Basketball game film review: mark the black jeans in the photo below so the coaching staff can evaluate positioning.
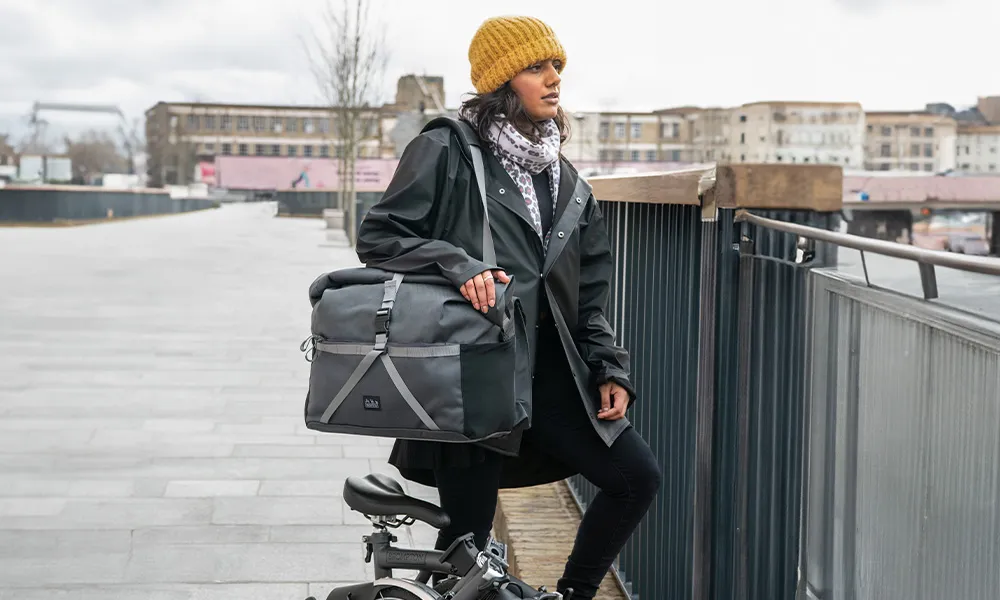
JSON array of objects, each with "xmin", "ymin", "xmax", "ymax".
[{"xmin": 433, "ymin": 324, "xmax": 662, "ymax": 599}]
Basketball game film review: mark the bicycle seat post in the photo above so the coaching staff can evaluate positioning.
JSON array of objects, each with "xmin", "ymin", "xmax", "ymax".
[{"xmin": 363, "ymin": 525, "xmax": 397, "ymax": 580}]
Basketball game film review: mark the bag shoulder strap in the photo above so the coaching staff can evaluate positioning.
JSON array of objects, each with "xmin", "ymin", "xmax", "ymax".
[{"xmin": 421, "ymin": 117, "xmax": 496, "ymax": 266}]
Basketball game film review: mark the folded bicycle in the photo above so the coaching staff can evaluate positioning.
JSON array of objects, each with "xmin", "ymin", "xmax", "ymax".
[{"xmin": 305, "ymin": 473, "xmax": 571, "ymax": 600}]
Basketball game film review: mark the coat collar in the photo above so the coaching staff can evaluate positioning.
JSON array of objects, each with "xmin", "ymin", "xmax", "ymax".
[{"xmin": 484, "ymin": 152, "xmax": 584, "ymax": 234}]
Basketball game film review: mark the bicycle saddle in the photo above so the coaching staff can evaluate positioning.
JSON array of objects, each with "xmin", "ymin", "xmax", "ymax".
[{"xmin": 343, "ymin": 473, "xmax": 451, "ymax": 529}]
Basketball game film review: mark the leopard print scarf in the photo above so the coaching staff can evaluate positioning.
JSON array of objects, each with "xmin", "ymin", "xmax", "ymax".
[{"xmin": 484, "ymin": 118, "xmax": 561, "ymax": 247}]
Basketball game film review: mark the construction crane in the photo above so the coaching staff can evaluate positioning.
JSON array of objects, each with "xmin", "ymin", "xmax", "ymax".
[{"xmin": 28, "ymin": 102, "xmax": 142, "ymax": 175}]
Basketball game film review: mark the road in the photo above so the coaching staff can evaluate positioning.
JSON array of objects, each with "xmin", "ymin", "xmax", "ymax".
[
  {"xmin": 0, "ymin": 203, "xmax": 439, "ymax": 600},
  {"xmin": 833, "ymin": 248, "xmax": 1000, "ymax": 321}
]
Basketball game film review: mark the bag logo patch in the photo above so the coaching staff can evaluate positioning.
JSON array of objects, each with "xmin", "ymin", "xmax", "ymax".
[{"xmin": 363, "ymin": 395, "xmax": 381, "ymax": 410}]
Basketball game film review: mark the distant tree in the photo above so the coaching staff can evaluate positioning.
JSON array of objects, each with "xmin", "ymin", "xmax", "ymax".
[
  {"xmin": 63, "ymin": 130, "xmax": 128, "ymax": 182},
  {"xmin": 303, "ymin": 0, "xmax": 390, "ymax": 245}
]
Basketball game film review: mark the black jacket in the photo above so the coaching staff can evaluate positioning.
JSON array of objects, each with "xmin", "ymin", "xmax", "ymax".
[{"xmin": 355, "ymin": 118, "xmax": 635, "ymax": 488}]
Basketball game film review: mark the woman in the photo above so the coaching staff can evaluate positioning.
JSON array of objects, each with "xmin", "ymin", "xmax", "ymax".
[{"xmin": 355, "ymin": 16, "xmax": 662, "ymax": 600}]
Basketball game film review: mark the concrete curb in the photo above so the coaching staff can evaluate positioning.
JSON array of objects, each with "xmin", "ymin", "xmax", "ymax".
[{"xmin": 494, "ymin": 481, "xmax": 629, "ymax": 600}]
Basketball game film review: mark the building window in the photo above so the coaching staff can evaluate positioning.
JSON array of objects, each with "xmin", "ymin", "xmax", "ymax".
[
  {"xmin": 221, "ymin": 143, "xmax": 232, "ymax": 155},
  {"xmin": 909, "ymin": 163, "xmax": 920, "ymax": 171},
  {"xmin": 255, "ymin": 144, "xmax": 266, "ymax": 156},
  {"xmin": 671, "ymin": 150, "xmax": 681, "ymax": 161},
  {"xmin": 924, "ymin": 163, "xmax": 933, "ymax": 172},
  {"xmin": 599, "ymin": 123, "xmax": 609, "ymax": 139},
  {"xmin": 911, "ymin": 144, "xmax": 920, "ymax": 157},
  {"xmin": 271, "ymin": 144, "xmax": 280, "ymax": 156},
  {"xmin": 924, "ymin": 144, "xmax": 933, "ymax": 157},
  {"xmin": 186, "ymin": 115, "xmax": 200, "ymax": 130},
  {"xmin": 739, "ymin": 115, "xmax": 747, "ymax": 122},
  {"xmin": 924, "ymin": 127, "xmax": 934, "ymax": 136},
  {"xmin": 286, "ymin": 118, "xmax": 298, "ymax": 133},
  {"xmin": 630, "ymin": 150, "xmax": 640, "ymax": 161},
  {"xmin": 319, "ymin": 145, "xmax": 329, "ymax": 158},
  {"xmin": 614, "ymin": 123, "xmax": 625, "ymax": 138},
  {"xmin": 990, "ymin": 164, "xmax": 997, "ymax": 172},
  {"xmin": 287, "ymin": 145, "xmax": 298, "ymax": 157},
  {"xmin": 237, "ymin": 116, "xmax": 249, "ymax": 131},
  {"xmin": 910, "ymin": 127, "xmax": 920, "ymax": 137},
  {"xmin": 204, "ymin": 143, "xmax": 215, "ymax": 153},
  {"xmin": 303, "ymin": 119, "xmax": 315, "ymax": 134},
  {"xmin": 319, "ymin": 119, "xmax": 331, "ymax": 134},
  {"xmin": 881, "ymin": 126, "xmax": 891, "ymax": 136},
  {"xmin": 631, "ymin": 123, "xmax": 642, "ymax": 138},
  {"xmin": 238, "ymin": 143, "xmax": 248, "ymax": 156},
  {"xmin": 880, "ymin": 143, "xmax": 891, "ymax": 157},
  {"xmin": 646, "ymin": 150, "xmax": 657, "ymax": 161},
  {"xmin": 204, "ymin": 115, "xmax": 216, "ymax": 130},
  {"xmin": 740, "ymin": 133, "xmax": 746, "ymax": 144},
  {"xmin": 221, "ymin": 115, "xmax": 232, "ymax": 131},
  {"xmin": 271, "ymin": 117, "xmax": 283, "ymax": 133},
  {"xmin": 252, "ymin": 117, "xmax": 266, "ymax": 131},
  {"xmin": 303, "ymin": 145, "xmax": 313, "ymax": 157}
]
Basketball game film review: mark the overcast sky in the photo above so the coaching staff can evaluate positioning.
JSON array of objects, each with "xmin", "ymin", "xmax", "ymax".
[{"xmin": 2, "ymin": 0, "xmax": 997, "ymax": 146}]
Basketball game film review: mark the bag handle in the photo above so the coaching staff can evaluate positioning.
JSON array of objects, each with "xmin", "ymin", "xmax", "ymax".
[{"xmin": 455, "ymin": 121, "xmax": 496, "ymax": 267}]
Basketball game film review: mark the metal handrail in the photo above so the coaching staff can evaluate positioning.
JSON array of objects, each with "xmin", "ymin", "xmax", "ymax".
[{"xmin": 735, "ymin": 210, "xmax": 1000, "ymax": 277}]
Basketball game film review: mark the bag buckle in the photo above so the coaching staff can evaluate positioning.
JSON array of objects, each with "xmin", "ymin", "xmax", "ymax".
[{"xmin": 374, "ymin": 308, "xmax": 391, "ymax": 335}]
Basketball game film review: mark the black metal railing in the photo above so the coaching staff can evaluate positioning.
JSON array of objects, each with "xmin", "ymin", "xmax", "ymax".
[{"xmin": 567, "ymin": 198, "xmax": 841, "ymax": 600}]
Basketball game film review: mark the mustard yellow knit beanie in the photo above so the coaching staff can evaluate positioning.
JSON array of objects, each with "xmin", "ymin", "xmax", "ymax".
[{"xmin": 468, "ymin": 16, "xmax": 567, "ymax": 95}]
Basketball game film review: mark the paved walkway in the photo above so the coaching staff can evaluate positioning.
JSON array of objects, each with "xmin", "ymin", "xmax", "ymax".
[{"xmin": 0, "ymin": 204, "xmax": 439, "ymax": 599}]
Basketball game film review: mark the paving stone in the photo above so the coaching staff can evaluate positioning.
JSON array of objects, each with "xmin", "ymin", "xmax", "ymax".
[
  {"xmin": 0, "ymin": 498, "xmax": 66, "ymax": 517},
  {"xmin": 232, "ymin": 444, "xmax": 344, "ymax": 458},
  {"xmin": 257, "ymin": 480, "xmax": 345, "ymax": 496},
  {"xmin": 213, "ymin": 496, "xmax": 344, "ymax": 526},
  {"xmin": 164, "ymin": 480, "xmax": 260, "ymax": 497},
  {"xmin": 123, "ymin": 542, "xmax": 365, "ymax": 583},
  {"xmin": 0, "ymin": 553, "xmax": 130, "ymax": 586},
  {"xmin": 0, "ymin": 529, "xmax": 131, "ymax": 558},
  {"xmin": 132, "ymin": 525, "xmax": 270, "ymax": 545},
  {"xmin": 0, "ymin": 583, "xmax": 309, "ymax": 600}
]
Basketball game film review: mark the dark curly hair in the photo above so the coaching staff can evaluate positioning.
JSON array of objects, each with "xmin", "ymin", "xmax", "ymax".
[{"xmin": 459, "ymin": 81, "xmax": 572, "ymax": 148}]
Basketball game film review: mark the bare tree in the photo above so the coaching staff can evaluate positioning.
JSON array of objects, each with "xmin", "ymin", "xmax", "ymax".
[
  {"xmin": 64, "ymin": 130, "xmax": 128, "ymax": 182},
  {"xmin": 304, "ymin": 0, "xmax": 389, "ymax": 245}
]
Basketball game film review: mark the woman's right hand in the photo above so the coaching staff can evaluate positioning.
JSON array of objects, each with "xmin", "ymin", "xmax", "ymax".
[{"xmin": 461, "ymin": 269, "xmax": 511, "ymax": 313}]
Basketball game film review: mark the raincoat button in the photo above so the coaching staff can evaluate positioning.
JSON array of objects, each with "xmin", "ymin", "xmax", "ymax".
[
  {"xmin": 576, "ymin": 197, "xmax": 582, "ymax": 204},
  {"xmin": 557, "ymin": 231, "xmax": 565, "ymax": 239},
  {"xmin": 499, "ymin": 188, "xmax": 505, "ymax": 194}
]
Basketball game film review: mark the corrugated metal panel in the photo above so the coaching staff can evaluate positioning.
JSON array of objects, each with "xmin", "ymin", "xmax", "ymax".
[
  {"xmin": 802, "ymin": 270, "xmax": 1000, "ymax": 600},
  {"xmin": 0, "ymin": 188, "xmax": 217, "ymax": 223}
]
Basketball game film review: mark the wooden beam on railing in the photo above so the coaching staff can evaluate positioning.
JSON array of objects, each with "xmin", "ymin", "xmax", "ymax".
[
  {"xmin": 714, "ymin": 164, "xmax": 842, "ymax": 212},
  {"xmin": 588, "ymin": 164, "xmax": 843, "ymax": 212},
  {"xmin": 589, "ymin": 168, "xmax": 711, "ymax": 206}
]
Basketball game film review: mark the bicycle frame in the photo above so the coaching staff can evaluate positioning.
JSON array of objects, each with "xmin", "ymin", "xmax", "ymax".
[{"xmin": 365, "ymin": 527, "xmax": 481, "ymax": 581}]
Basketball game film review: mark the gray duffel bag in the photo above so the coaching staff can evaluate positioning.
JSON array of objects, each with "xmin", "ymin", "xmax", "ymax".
[{"xmin": 299, "ymin": 120, "xmax": 531, "ymax": 444}]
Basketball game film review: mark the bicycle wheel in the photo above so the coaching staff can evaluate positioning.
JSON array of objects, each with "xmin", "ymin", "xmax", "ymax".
[{"xmin": 374, "ymin": 588, "xmax": 424, "ymax": 599}]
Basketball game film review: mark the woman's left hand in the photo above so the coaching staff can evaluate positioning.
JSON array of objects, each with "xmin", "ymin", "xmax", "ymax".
[{"xmin": 597, "ymin": 381, "xmax": 629, "ymax": 420}]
